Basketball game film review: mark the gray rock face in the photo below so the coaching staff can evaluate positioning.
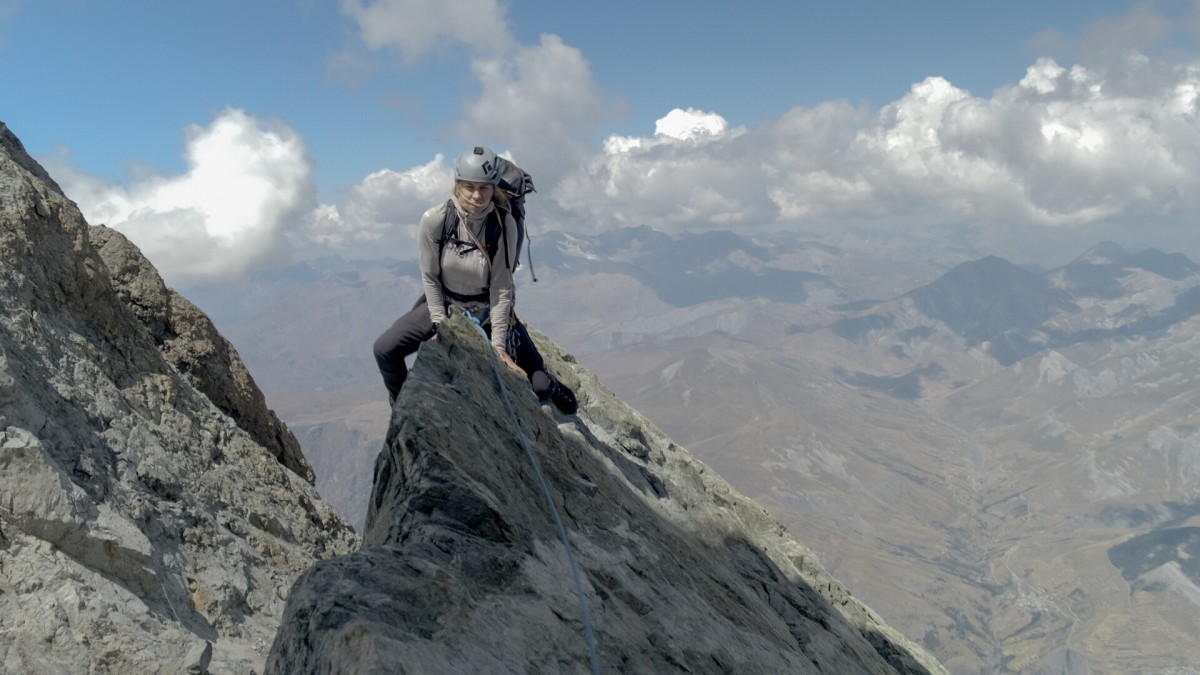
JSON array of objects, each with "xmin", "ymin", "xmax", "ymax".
[
  {"xmin": 89, "ymin": 223, "xmax": 315, "ymax": 484},
  {"xmin": 0, "ymin": 121, "xmax": 358, "ymax": 673},
  {"xmin": 268, "ymin": 315, "xmax": 948, "ymax": 674}
]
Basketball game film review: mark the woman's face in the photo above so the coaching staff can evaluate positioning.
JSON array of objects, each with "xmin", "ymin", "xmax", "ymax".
[{"xmin": 457, "ymin": 181, "xmax": 494, "ymax": 214}]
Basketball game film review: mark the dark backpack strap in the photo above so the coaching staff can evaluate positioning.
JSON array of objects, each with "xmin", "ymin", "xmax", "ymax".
[
  {"xmin": 440, "ymin": 199, "xmax": 458, "ymax": 245},
  {"xmin": 436, "ymin": 199, "xmax": 456, "ymax": 283},
  {"xmin": 487, "ymin": 206, "xmax": 511, "ymax": 272},
  {"xmin": 485, "ymin": 208, "xmax": 501, "ymax": 261}
]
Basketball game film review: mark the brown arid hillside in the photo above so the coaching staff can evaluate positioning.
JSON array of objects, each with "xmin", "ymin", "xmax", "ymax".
[{"xmin": 582, "ymin": 249, "xmax": 1200, "ymax": 674}]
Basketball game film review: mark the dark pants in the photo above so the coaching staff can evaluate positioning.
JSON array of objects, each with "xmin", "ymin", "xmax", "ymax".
[{"xmin": 373, "ymin": 295, "xmax": 552, "ymax": 405}]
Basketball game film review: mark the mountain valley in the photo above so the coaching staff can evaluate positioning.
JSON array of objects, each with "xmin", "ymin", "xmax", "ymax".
[{"xmin": 188, "ymin": 228, "xmax": 1200, "ymax": 674}]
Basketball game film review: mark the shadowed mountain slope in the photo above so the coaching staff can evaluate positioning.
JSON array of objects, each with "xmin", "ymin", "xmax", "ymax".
[{"xmin": 907, "ymin": 256, "xmax": 1078, "ymax": 351}]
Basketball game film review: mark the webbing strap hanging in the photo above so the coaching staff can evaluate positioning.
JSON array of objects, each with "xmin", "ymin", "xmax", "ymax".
[{"xmin": 462, "ymin": 311, "xmax": 601, "ymax": 674}]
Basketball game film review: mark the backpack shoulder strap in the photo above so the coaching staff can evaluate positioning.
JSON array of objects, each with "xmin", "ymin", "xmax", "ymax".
[
  {"xmin": 439, "ymin": 199, "xmax": 456, "ymax": 248},
  {"xmin": 435, "ymin": 199, "xmax": 458, "ymax": 281},
  {"xmin": 486, "ymin": 206, "xmax": 511, "ymax": 271}
]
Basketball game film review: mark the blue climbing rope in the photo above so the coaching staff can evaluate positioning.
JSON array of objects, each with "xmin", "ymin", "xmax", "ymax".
[{"xmin": 464, "ymin": 314, "xmax": 602, "ymax": 675}]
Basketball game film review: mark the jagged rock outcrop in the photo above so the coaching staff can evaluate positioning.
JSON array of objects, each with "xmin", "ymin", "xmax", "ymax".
[
  {"xmin": 268, "ymin": 314, "xmax": 949, "ymax": 674},
  {"xmin": 89, "ymin": 223, "xmax": 315, "ymax": 484},
  {"xmin": 0, "ymin": 121, "xmax": 359, "ymax": 673}
]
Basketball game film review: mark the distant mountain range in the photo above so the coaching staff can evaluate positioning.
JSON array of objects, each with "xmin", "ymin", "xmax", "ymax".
[
  {"xmin": 833, "ymin": 241, "xmax": 1200, "ymax": 384},
  {"xmin": 532, "ymin": 225, "xmax": 829, "ymax": 305},
  {"xmin": 187, "ymin": 227, "xmax": 1200, "ymax": 675}
]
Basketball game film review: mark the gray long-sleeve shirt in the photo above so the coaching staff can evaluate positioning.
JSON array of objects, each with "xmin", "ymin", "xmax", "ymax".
[{"xmin": 418, "ymin": 196, "xmax": 517, "ymax": 350}]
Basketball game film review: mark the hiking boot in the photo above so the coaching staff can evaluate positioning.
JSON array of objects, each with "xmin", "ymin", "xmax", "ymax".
[{"xmin": 547, "ymin": 380, "xmax": 578, "ymax": 415}]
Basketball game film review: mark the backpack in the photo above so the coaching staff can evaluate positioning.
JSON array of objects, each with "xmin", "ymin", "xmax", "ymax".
[{"xmin": 494, "ymin": 157, "xmax": 537, "ymax": 281}]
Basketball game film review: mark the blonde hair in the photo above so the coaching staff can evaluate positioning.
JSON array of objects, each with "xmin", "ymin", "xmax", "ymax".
[{"xmin": 454, "ymin": 180, "xmax": 509, "ymax": 208}]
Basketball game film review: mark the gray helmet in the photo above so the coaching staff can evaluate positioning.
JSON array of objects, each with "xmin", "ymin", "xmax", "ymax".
[{"xmin": 454, "ymin": 146, "xmax": 500, "ymax": 185}]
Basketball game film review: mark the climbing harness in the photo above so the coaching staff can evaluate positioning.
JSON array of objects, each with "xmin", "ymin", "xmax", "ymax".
[{"xmin": 461, "ymin": 310, "xmax": 601, "ymax": 675}]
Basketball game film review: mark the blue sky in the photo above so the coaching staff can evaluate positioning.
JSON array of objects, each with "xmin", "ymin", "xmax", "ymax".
[{"xmin": 2, "ymin": 0, "xmax": 1199, "ymax": 284}]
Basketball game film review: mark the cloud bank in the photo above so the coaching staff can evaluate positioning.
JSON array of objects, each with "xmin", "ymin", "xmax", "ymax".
[
  {"xmin": 321, "ymin": 0, "xmax": 1200, "ymax": 253},
  {"xmin": 341, "ymin": 0, "xmax": 514, "ymax": 61},
  {"xmin": 50, "ymin": 0, "xmax": 1200, "ymax": 283},
  {"xmin": 53, "ymin": 109, "xmax": 315, "ymax": 286},
  {"xmin": 557, "ymin": 55, "xmax": 1200, "ymax": 234},
  {"xmin": 301, "ymin": 154, "xmax": 449, "ymax": 254}
]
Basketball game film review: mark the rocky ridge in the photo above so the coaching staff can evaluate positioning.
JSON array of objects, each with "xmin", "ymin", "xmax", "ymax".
[
  {"xmin": 267, "ymin": 313, "xmax": 948, "ymax": 674},
  {"xmin": 89, "ymin": 223, "xmax": 315, "ymax": 484},
  {"xmin": 0, "ymin": 122, "xmax": 357, "ymax": 674}
]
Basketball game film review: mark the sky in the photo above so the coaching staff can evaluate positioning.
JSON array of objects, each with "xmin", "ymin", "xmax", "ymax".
[{"xmin": 2, "ymin": 0, "xmax": 1199, "ymax": 285}]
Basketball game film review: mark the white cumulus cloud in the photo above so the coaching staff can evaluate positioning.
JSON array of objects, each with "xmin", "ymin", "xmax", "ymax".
[
  {"xmin": 554, "ymin": 107, "xmax": 761, "ymax": 230},
  {"xmin": 339, "ymin": 0, "xmax": 617, "ymax": 194},
  {"xmin": 340, "ymin": 0, "xmax": 514, "ymax": 62},
  {"xmin": 52, "ymin": 108, "xmax": 315, "ymax": 286},
  {"xmin": 655, "ymin": 108, "xmax": 729, "ymax": 140},
  {"xmin": 553, "ymin": 48, "xmax": 1200, "ymax": 239},
  {"xmin": 456, "ymin": 34, "xmax": 614, "ymax": 182},
  {"xmin": 301, "ymin": 154, "xmax": 451, "ymax": 256}
]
